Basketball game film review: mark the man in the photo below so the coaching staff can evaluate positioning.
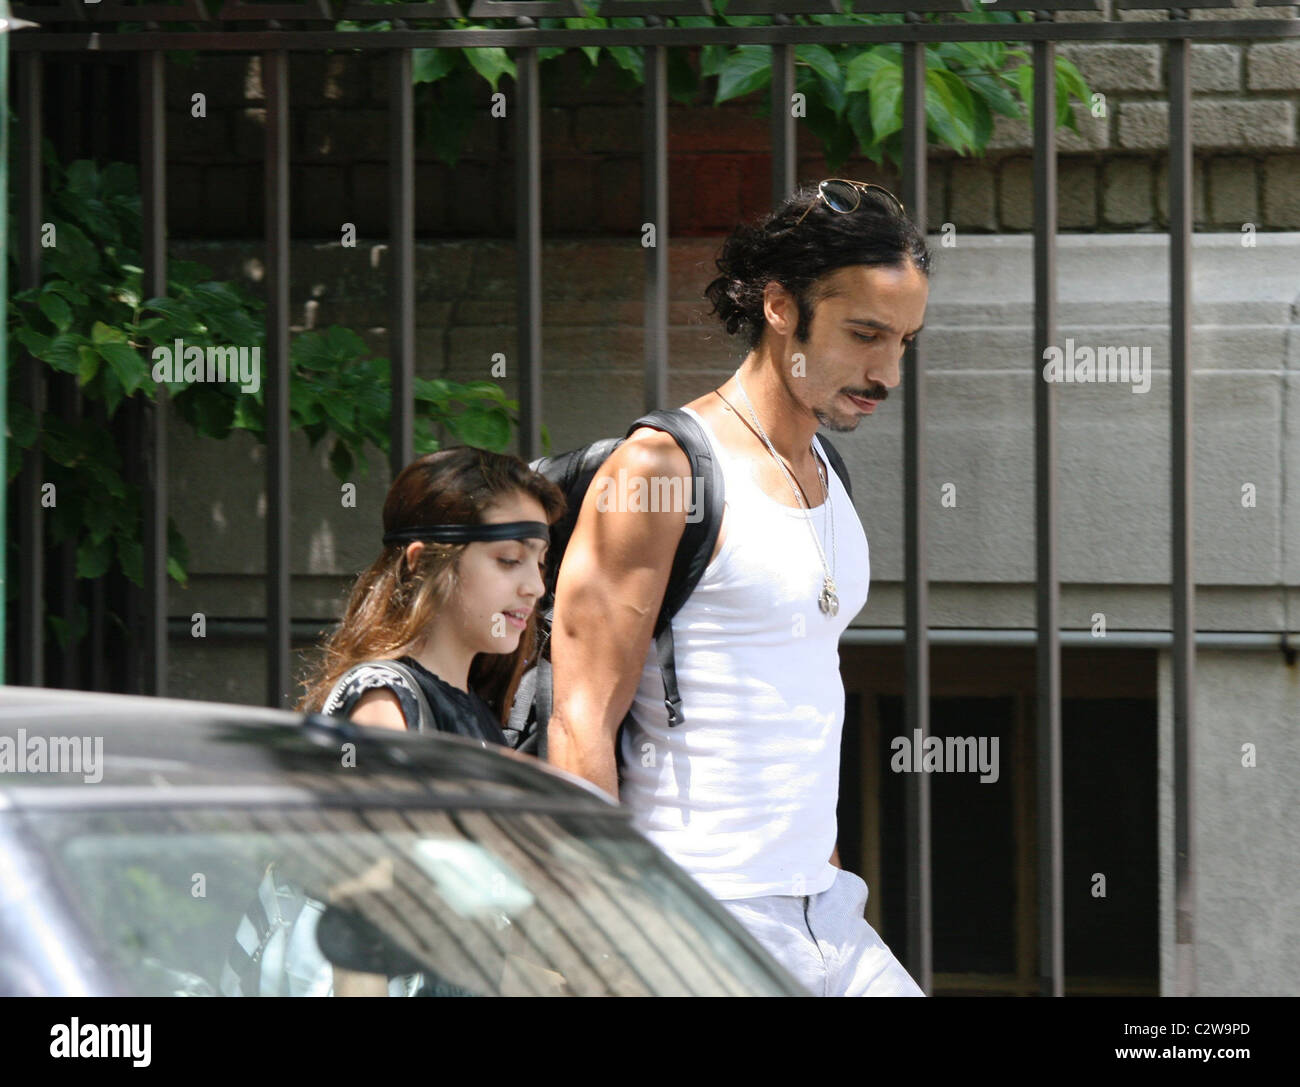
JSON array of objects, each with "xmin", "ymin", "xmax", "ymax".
[{"xmin": 548, "ymin": 180, "xmax": 931, "ymax": 997}]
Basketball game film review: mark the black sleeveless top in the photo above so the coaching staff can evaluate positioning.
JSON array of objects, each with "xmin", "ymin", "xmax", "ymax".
[{"xmin": 327, "ymin": 656, "xmax": 509, "ymax": 747}]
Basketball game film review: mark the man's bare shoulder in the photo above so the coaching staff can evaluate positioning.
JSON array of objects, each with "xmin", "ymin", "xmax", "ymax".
[{"xmin": 616, "ymin": 423, "xmax": 690, "ymax": 480}]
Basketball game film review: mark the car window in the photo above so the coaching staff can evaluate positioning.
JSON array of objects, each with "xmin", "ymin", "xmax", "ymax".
[{"xmin": 22, "ymin": 806, "xmax": 802, "ymax": 996}]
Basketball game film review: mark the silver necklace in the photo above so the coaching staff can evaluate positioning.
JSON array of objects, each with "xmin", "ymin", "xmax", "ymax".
[{"xmin": 732, "ymin": 371, "xmax": 839, "ymax": 617}]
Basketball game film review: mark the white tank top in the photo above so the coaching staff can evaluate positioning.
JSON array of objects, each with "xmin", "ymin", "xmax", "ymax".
[{"xmin": 618, "ymin": 404, "xmax": 870, "ymax": 900}]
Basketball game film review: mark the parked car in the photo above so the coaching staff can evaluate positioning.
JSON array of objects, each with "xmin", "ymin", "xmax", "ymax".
[{"xmin": 0, "ymin": 687, "xmax": 806, "ymax": 997}]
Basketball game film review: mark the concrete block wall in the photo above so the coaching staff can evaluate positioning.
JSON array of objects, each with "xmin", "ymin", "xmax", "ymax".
[{"xmin": 1158, "ymin": 648, "xmax": 1300, "ymax": 996}]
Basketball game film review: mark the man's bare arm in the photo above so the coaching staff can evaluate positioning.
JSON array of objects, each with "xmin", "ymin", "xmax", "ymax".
[{"xmin": 547, "ymin": 431, "xmax": 690, "ymax": 799}]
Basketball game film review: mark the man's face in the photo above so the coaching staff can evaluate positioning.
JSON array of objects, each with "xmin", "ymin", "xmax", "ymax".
[{"xmin": 764, "ymin": 261, "xmax": 929, "ymax": 432}]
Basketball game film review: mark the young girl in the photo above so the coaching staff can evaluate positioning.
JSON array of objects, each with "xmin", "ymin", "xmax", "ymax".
[{"xmin": 298, "ymin": 446, "xmax": 565, "ymax": 743}]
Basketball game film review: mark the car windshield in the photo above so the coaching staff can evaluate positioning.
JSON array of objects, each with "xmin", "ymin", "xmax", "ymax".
[{"xmin": 24, "ymin": 804, "xmax": 801, "ymax": 996}]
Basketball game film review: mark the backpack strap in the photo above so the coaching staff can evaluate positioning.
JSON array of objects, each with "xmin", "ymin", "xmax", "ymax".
[
  {"xmin": 505, "ymin": 664, "xmax": 540, "ymax": 750},
  {"xmin": 530, "ymin": 437, "xmax": 625, "ymax": 602},
  {"xmin": 533, "ymin": 661, "xmax": 553, "ymax": 760},
  {"xmin": 324, "ymin": 660, "xmax": 436, "ymax": 734},
  {"xmin": 624, "ymin": 408, "xmax": 725, "ymax": 727},
  {"xmin": 816, "ymin": 434, "xmax": 853, "ymax": 501}
]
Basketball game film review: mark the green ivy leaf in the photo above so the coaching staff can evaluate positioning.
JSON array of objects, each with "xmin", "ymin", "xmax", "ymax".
[
  {"xmin": 464, "ymin": 44, "xmax": 516, "ymax": 92},
  {"xmin": 604, "ymin": 45, "xmax": 644, "ymax": 82},
  {"xmin": 39, "ymin": 291, "xmax": 74, "ymax": 332},
  {"xmin": 448, "ymin": 405, "xmax": 510, "ymax": 450},
  {"xmin": 699, "ymin": 44, "xmax": 730, "ymax": 79},
  {"xmin": 847, "ymin": 92, "xmax": 875, "ymax": 154},
  {"xmin": 868, "ymin": 63, "xmax": 903, "ymax": 142},
  {"xmin": 183, "ymin": 386, "xmax": 236, "ymax": 439},
  {"xmin": 1012, "ymin": 64, "xmax": 1034, "ymax": 116},
  {"xmin": 45, "ymin": 280, "xmax": 91, "ymax": 307},
  {"xmin": 412, "ymin": 47, "xmax": 458, "ymax": 85},
  {"xmin": 1056, "ymin": 55, "xmax": 1090, "ymax": 104},
  {"xmin": 796, "ymin": 44, "xmax": 843, "ymax": 106},
  {"xmin": 969, "ymin": 90, "xmax": 994, "ymax": 147},
  {"xmin": 231, "ymin": 394, "xmax": 263, "ymax": 433},
  {"xmin": 98, "ymin": 341, "xmax": 149, "ymax": 396},
  {"xmin": 40, "ymin": 220, "xmax": 101, "ymax": 281},
  {"xmin": 45, "ymin": 333, "xmax": 86, "ymax": 374},
  {"xmin": 328, "ymin": 439, "xmax": 354, "ymax": 480},
  {"xmin": 963, "ymin": 71, "xmax": 1023, "ymax": 120},
  {"xmin": 76, "ymin": 536, "xmax": 114, "ymax": 579},
  {"xmin": 65, "ymin": 160, "xmax": 99, "ymax": 197},
  {"xmin": 15, "ymin": 326, "xmax": 52, "ymax": 358},
  {"xmin": 85, "ymin": 497, "xmax": 114, "ymax": 544},
  {"xmin": 91, "ymin": 320, "xmax": 128, "ymax": 345},
  {"xmin": 926, "ymin": 67, "xmax": 978, "ymax": 155},
  {"xmin": 142, "ymin": 297, "xmax": 203, "ymax": 337},
  {"xmin": 293, "ymin": 325, "xmax": 367, "ymax": 369},
  {"xmin": 844, "ymin": 45, "xmax": 899, "ymax": 95},
  {"xmin": 77, "ymin": 345, "xmax": 101, "ymax": 386},
  {"xmin": 189, "ymin": 282, "xmax": 246, "ymax": 313},
  {"xmin": 414, "ymin": 377, "xmax": 453, "ymax": 403},
  {"xmin": 102, "ymin": 378, "xmax": 124, "ymax": 419},
  {"xmin": 561, "ymin": 17, "xmax": 605, "ymax": 67},
  {"xmin": 320, "ymin": 393, "xmax": 356, "ymax": 434},
  {"xmin": 116, "ymin": 536, "xmax": 143, "ymax": 586},
  {"xmin": 715, "ymin": 46, "xmax": 771, "ymax": 105},
  {"xmin": 7, "ymin": 402, "xmax": 38, "ymax": 448}
]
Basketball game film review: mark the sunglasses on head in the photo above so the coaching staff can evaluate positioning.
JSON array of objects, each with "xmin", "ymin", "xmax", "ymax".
[{"xmin": 788, "ymin": 179, "xmax": 907, "ymax": 231}]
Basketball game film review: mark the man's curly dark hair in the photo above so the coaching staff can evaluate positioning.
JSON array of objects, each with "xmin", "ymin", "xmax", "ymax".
[{"xmin": 703, "ymin": 182, "xmax": 932, "ymax": 353}]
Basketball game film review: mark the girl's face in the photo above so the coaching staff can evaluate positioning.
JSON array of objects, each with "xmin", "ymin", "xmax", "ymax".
[{"xmin": 421, "ymin": 490, "xmax": 549, "ymax": 658}]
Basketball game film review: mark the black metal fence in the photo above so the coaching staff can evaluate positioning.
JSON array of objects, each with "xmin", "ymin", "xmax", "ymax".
[{"xmin": 10, "ymin": 0, "xmax": 1300, "ymax": 997}]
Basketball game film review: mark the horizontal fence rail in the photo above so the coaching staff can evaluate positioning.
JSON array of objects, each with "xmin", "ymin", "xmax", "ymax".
[{"xmin": 10, "ymin": 3, "xmax": 1291, "ymax": 997}]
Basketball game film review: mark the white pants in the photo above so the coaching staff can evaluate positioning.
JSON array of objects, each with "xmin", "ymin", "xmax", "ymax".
[{"xmin": 719, "ymin": 868, "xmax": 925, "ymax": 997}]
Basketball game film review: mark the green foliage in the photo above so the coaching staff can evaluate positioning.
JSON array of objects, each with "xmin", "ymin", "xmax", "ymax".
[
  {"xmin": 6, "ymin": 152, "xmax": 526, "ymax": 642},
  {"xmin": 335, "ymin": 1, "xmax": 1093, "ymax": 173}
]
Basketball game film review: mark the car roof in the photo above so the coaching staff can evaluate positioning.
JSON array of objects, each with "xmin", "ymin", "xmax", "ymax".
[{"xmin": 0, "ymin": 687, "xmax": 621, "ymax": 815}]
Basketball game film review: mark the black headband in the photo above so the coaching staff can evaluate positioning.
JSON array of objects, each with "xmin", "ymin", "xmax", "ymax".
[{"xmin": 383, "ymin": 521, "xmax": 550, "ymax": 546}]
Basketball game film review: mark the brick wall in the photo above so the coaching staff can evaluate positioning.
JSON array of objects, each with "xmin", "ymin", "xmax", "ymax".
[{"xmin": 163, "ymin": 3, "xmax": 1300, "ymax": 239}]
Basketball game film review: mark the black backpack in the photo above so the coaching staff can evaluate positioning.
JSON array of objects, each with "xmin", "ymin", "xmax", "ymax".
[{"xmin": 504, "ymin": 408, "xmax": 852, "ymax": 768}]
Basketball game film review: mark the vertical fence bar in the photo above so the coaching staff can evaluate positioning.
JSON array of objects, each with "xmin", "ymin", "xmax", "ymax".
[
  {"xmin": 643, "ymin": 38, "xmax": 668, "ymax": 413},
  {"xmin": 140, "ymin": 50, "xmax": 168, "ymax": 696},
  {"xmin": 770, "ymin": 33, "xmax": 795, "ymax": 207},
  {"xmin": 515, "ymin": 46, "xmax": 541, "ymax": 461},
  {"xmin": 1032, "ymin": 27, "xmax": 1063, "ymax": 998},
  {"xmin": 389, "ymin": 48, "xmax": 415, "ymax": 477},
  {"xmin": 264, "ymin": 51, "xmax": 291, "ymax": 708},
  {"xmin": 54, "ymin": 61, "xmax": 79, "ymax": 690},
  {"xmin": 0, "ymin": 2, "xmax": 9, "ymax": 677},
  {"xmin": 16, "ymin": 51, "xmax": 43, "ymax": 687},
  {"xmin": 900, "ymin": 27, "xmax": 931, "ymax": 996},
  {"xmin": 56, "ymin": 371, "xmax": 77, "ymax": 688},
  {"xmin": 1168, "ymin": 32, "xmax": 1196, "ymax": 998}
]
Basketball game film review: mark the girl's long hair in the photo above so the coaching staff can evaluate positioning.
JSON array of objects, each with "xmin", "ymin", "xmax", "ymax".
[{"xmin": 297, "ymin": 446, "xmax": 566, "ymax": 725}]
